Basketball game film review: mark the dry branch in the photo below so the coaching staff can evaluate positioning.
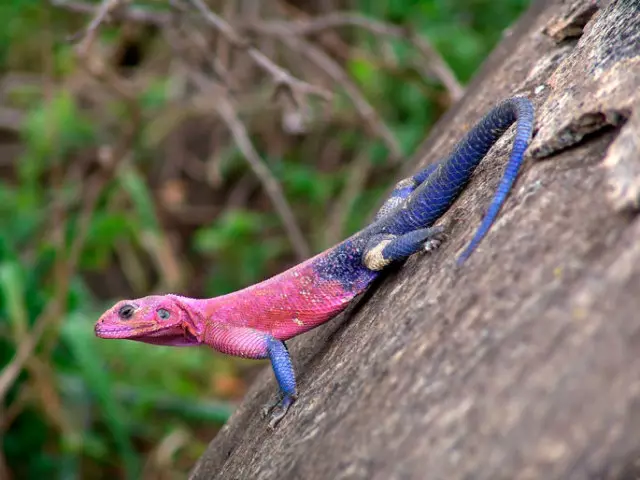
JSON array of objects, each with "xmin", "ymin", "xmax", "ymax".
[
  {"xmin": 52, "ymin": 1, "xmax": 461, "ymax": 100},
  {"xmin": 184, "ymin": 68, "xmax": 311, "ymax": 260},
  {"xmin": 73, "ymin": 0, "xmax": 129, "ymax": 53},
  {"xmin": 51, "ymin": 0, "xmax": 171, "ymax": 25},
  {"xmin": 246, "ymin": 12, "xmax": 463, "ymax": 100},
  {"xmin": 278, "ymin": 34, "xmax": 402, "ymax": 161},
  {"xmin": 187, "ymin": 0, "xmax": 332, "ymax": 103},
  {"xmin": 52, "ymin": 0, "xmax": 460, "ymax": 167},
  {"xmin": 161, "ymin": 24, "xmax": 311, "ymax": 259}
]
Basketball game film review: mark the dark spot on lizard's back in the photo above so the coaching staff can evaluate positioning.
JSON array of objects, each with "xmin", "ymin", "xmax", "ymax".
[{"xmin": 312, "ymin": 236, "xmax": 378, "ymax": 292}]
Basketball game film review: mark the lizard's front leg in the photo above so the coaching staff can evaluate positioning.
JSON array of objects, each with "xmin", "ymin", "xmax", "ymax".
[
  {"xmin": 208, "ymin": 326, "xmax": 297, "ymax": 428},
  {"xmin": 362, "ymin": 226, "xmax": 445, "ymax": 271}
]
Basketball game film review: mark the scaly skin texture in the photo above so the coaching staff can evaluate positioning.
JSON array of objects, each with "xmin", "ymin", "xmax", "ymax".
[{"xmin": 95, "ymin": 97, "xmax": 535, "ymax": 427}]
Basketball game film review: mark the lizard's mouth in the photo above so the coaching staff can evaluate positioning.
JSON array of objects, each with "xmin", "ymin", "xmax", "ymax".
[
  {"xmin": 94, "ymin": 323, "xmax": 199, "ymax": 346},
  {"xmin": 132, "ymin": 332, "xmax": 199, "ymax": 346},
  {"xmin": 93, "ymin": 322, "xmax": 166, "ymax": 339},
  {"xmin": 94, "ymin": 324, "xmax": 136, "ymax": 338}
]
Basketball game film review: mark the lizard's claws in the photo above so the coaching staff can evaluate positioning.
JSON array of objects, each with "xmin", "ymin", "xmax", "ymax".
[
  {"xmin": 262, "ymin": 393, "xmax": 297, "ymax": 429},
  {"xmin": 261, "ymin": 395, "xmax": 282, "ymax": 419},
  {"xmin": 268, "ymin": 408, "xmax": 287, "ymax": 429},
  {"xmin": 423, "ymin": 227, "xmax": 446, "ymax": 253}
]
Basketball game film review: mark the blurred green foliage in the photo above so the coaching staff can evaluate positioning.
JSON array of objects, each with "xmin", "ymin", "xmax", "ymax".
[{"xmin": 0, "ymin": 0, "xmax": 529, "ymax": 478}]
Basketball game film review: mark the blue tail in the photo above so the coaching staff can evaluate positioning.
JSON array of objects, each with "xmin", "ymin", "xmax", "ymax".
[{"xmin": 385, "ymin": 97, "xmax": 535, "ymax": 264}]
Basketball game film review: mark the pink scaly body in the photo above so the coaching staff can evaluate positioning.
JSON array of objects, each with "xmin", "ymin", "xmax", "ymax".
[
  {"xmin": 186, "ymin": 254, "xmax": 358, "ymax": 342},
  {"xmin": 96, "ymin": 232, "xmax": 378, "ymax": 355}
]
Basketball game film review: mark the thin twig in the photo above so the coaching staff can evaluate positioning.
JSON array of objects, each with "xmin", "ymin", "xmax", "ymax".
[
  {"xmin": 1, "ymin": 385, "xmax": 31, "ymax": 431},
  {"xmin": 280, "ymin": 35, "xmax": 402, "ymax": 161},
  {"xmin": 186, "ymin": 69, "xmax": 310, "ymax": 260},
  {"xmin": 171, "ymin": 24, "xmax": 235, "ymax": 89},
  {"xmin": 51, "ymin": 0, "xmax": 170, "ymax": 25},
  {"xmin": 186, "ymin": 0, "xmax": 332, "ymax": 102},
  {"xmin": 53, "ymin": 0, "xmax": 461, "ymax": 100},
  {"xmin": 73, "ymin": 0, "xmax": 128, "ymax": 53},
  {"xmin": 247, "ymin": 12, "xmax": 463, "ymax": 100},
  {"xmin": 163, "ymin": 25, "xmax": 310, "ymax": 258}
]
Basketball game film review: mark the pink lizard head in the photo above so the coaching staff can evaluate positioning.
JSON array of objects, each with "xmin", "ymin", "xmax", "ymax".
[{"xmin": 94, "ymin": 295, "xmax": 201, "ymax": 346}]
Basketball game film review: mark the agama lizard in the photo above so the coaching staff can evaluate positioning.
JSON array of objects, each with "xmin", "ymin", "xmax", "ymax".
[{"xmin": 95, "ymin": 97, "xmax": 534, "ymax": 427}]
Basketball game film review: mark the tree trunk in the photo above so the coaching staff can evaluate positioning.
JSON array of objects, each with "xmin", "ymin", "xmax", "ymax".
[{"xmin": 191, "ymin": 1, "xmax": 640, "ymax": 478}]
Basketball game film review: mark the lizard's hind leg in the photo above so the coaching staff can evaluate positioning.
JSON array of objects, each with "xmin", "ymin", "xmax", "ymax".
[
  {"xmin": 362, "ymin": 226, "xmax": 445, "ymax": 271},
  {"xmin": 374, "ymin": 161, "xmax": 442, "ymax": 220}
]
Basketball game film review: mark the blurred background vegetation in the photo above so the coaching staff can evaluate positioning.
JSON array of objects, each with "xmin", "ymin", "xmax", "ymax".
[{"xmin": 0, "ymin": 0, "xmax": 529, "ymax": 478}]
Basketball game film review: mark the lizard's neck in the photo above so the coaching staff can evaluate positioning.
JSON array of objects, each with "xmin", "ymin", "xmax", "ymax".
[{"xmin": 167, "ymin": 294, "xmax": 215, "ymax": 338}]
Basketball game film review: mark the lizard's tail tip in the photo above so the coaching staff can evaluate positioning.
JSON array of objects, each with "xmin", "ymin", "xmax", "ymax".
[{"xmin": 455, "ymin": 255, "xmax": 469, "ymax": 268}]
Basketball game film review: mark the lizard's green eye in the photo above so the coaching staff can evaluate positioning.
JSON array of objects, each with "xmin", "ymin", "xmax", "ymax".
[{"xmin": 157, "ymin": 308, "xmax": 170, "ymax": 320}]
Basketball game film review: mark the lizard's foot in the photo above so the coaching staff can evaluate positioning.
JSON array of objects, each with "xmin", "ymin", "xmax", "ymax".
[
  {"xmin": 364, "ymin": 226, "xmax": 446, "ymax": 271},
  {"xmin": 261, "ymin": 394, "xmax": 282, "ymax": 418},
  {"xmin": 423, "ymin": 238, "xmax": 442, "ymax": 252},
  {"xmin": 263, "ymin": 393, "xmax": 297, "ymax": 429},
  {"xmin": 423, "ymin": 226, "xmax": 446, "ymax": 253}
]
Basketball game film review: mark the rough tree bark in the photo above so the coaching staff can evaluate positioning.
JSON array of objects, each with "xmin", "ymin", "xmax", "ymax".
[{"xmin": 192, "ymin": 1, "xmax": 640, "ymax": 478}]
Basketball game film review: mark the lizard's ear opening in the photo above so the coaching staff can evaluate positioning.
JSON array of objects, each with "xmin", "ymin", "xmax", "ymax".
[
  {"xmin": 118, "ymin": 304, "xmax": 136, "ymax": 320},
  {"xmin": 157, "ymin": 308, "xmax": 171, "ymax": 320}
]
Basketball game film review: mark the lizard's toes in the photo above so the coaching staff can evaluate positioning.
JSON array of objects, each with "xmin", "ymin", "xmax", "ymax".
[
  {"xmin": 423, "ymin": 238, "xmax": 442, "ymax": 252},
  {"xmin": 423, "ymin": 226, "xmax": 447, "ymax": 253},
  {"xmin": 261, "ymin": 396, "xmax": 281, "ymax": 418},
  {"xmin": 266, "ymin": 394, "xmax": 297, "ymax": 429},
  {"xmin": 268, "ymin": 409, "xmax": 287, "ymax": 429},
  {"xmin": 423, "ymin": 235, "xmax": 446, "ymax": 253}
]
